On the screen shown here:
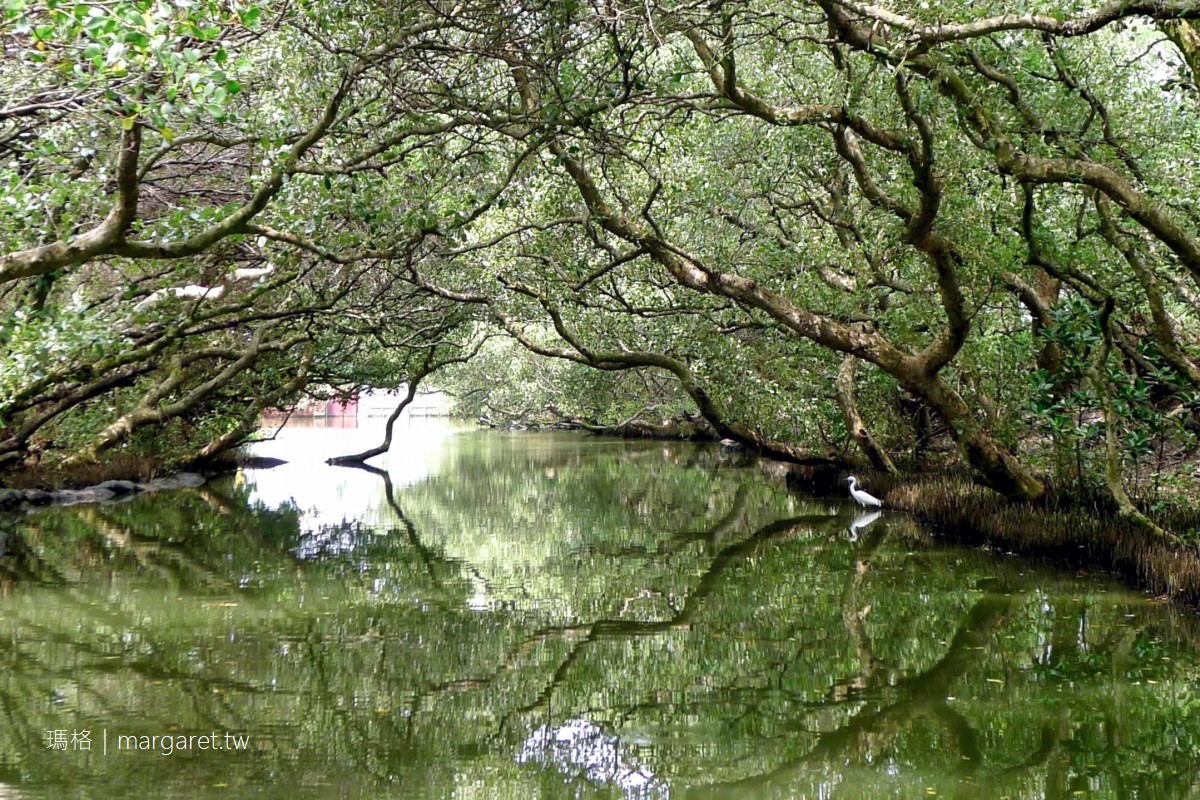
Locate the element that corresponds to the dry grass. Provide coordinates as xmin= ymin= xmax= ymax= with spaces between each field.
xmin=1 ymin=455 xmax=167 ymax=490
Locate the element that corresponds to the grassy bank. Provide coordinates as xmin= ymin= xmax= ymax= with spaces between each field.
xmin=788 ymin=466 xmax=1200 ymax=606
xmin=2 ymin=455 xmax=169 ymax=491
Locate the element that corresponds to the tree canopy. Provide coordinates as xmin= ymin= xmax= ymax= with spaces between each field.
xmin=4 ymin=0 xmax=1200 ymax=530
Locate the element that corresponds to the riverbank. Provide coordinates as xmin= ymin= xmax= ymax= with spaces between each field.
xmin=786 ymin=465 xmax=1200 ymax=606
xmin=0 ymin=472 xmax=210 ymax=510
xmin=0 ymin=452 xmax=285 ymax=511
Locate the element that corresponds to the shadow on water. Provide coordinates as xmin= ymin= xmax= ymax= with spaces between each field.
xmin=0 ymin=425 xmax=1198 ymax=798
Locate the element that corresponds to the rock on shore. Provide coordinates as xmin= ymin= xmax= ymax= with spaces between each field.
xmin=0 ymin=473 xmax=208 ymax=511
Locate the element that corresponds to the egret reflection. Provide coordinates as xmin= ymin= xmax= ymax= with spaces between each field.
xmin=848 ymin=508 xmax=883 ymax=541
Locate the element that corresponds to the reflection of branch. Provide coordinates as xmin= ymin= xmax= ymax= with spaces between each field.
xmin=839 ymin=523 xmax=887 ymax=686
xmin=994 ymin=711 xmax=1064 ymax=779
xmin=504 ymin=513 xmax=839 ymax=724
xmin=330 ymin=460 xmax=449 ymax=592
xmin=670 ymin=482 xmax=752 ymax=555
xmin=350 ymin=510 xmax=838 ymax=743
xmin=77 ymin=506 xmax=239 ymax=592
xmin=1100 ymin=624 xmax=1140 ymax=793
xmin=0 ymin=520 xmax=66 ymax=584
xmin=696 ymin=593 xmax=1019 ymax=796
xmin=925 ymin=700 xmax=983 ymax=770
xmin=195 ymin=486 xmax=237 ymax=515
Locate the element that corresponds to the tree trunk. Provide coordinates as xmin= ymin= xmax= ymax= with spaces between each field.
xmin=186 ymin=355 xmax=312 ymax=465
xmin=1086 ymin=299 xmax=1178 ymax=543
xmin=835 ymin=355 xmax=898 ymax=474
xmin=533 ymin=99 xmax=1041 ymax=498
xmin=1160 ymin=20 xmax=1200 ymax=87
xmin=69 ymin=347 xmax=262 ymax=464
xmin=911 ymin=371 xmax=1045 ymax=501
xmin=326 ymin=379 xmax=423 ymax=465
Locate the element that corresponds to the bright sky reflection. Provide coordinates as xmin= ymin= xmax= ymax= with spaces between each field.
xmin=242 ymin=415 xmax=468 ymax=535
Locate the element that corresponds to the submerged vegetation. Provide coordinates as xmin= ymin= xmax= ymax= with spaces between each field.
xmin=3 ymin=1 xmax=1200 ymax=539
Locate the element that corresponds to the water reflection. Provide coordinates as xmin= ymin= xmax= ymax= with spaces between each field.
xmin=848 ymin=508 xmax=882 ymax=541
xmin=519 ymin=719 xmax=668 ymax=798
xmin=0 ymin=423 xmax=1197 ymax=798
xmin=246 ymin=417 xmax=465 ymax=537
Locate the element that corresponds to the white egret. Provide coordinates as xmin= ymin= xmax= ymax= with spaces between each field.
xmin=846 ymin=476 xmax=882 ymax=508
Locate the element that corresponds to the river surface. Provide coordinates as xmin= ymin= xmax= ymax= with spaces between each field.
xmin=0 ymin=420 xmax=1198 ymax=798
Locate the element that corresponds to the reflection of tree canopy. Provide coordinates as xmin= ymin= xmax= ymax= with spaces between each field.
xmin=394 ymin=433 xmax=801 ymax=616
xmin=0 ymin=436 xmax=1199 ymax=797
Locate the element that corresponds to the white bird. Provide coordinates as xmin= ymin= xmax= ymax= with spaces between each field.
xmin=846 ymin=476 xmax=882 ymax=508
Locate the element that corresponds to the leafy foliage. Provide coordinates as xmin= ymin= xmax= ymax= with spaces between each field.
xmin=2 ymin=0 xmax=1200 ymax=522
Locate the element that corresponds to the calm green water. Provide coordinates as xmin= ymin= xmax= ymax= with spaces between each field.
xmin=1 ymin=421 xmax=1198 ymax=799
